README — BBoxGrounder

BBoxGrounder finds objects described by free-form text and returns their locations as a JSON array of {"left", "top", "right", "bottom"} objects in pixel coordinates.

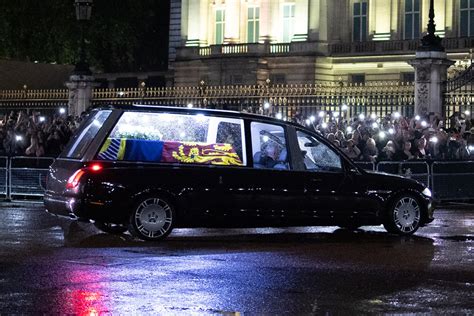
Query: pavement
[{"left": 0, "top": 201, "right": 472, "bottom": 315}]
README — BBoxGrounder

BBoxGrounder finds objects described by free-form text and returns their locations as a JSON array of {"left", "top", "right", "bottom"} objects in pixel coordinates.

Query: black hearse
[{"left": 45, "top": 105, "right": 434, "bottom": 241}]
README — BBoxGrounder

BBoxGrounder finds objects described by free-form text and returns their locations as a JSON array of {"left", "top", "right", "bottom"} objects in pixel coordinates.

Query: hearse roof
[{"left": 93, "top": 103, "right": 307, "bottom": 129}]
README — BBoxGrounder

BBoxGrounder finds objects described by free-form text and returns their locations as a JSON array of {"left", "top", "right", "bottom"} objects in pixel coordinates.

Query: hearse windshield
[{"left": 96, "top": 111, "right": 247, "bottom": 166}]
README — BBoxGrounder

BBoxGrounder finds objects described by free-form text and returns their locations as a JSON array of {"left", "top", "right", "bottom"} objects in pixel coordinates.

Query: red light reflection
[{"left": 61, "top": 270, "right": 108, "bottom": 315}]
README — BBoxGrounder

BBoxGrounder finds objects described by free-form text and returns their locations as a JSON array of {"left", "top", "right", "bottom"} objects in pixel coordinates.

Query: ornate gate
[{"left": 444, "top": 63, "right": 474, "bottom": 125}]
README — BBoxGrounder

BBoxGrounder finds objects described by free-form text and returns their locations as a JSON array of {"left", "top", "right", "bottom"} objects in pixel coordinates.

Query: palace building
[{"left": 168, "top": 0, "right": 474, "bottom": 86}]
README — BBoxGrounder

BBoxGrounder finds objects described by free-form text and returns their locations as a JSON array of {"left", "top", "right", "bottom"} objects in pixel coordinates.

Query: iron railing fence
[
  {"left": 444, "top": 60, "right": 474, "bottom": 123},
  {"left": 91, "top": 81, "right": 416, "bottom": 121},
  {"left": 0, "top": 81, "right": 472, "bottom": 124}
]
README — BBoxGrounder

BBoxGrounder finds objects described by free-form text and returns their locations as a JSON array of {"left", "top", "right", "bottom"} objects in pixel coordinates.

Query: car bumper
[
  {"left": 44, "top": 192, "right": 129, "bottom": 224},
  {"left": 422, "top": 196, "right": 435, "bottom": 224},
  {"left": 44, "top": 192, "right": 82, "bottom": 220}
]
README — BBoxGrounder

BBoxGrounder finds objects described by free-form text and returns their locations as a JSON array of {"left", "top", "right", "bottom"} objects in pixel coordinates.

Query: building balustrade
[{"left": 176, "top": 37, "right": 474, "bottom": 61}]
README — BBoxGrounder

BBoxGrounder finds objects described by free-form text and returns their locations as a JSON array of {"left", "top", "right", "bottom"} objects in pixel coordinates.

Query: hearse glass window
[
  {"left": 63, "top": 110, "right": 112, "bottom": 159},
  {"left": 297, "top": 130, "right": 342, "bottom": 172},
  {"left": 97, "top": 111, "right": 246, "bottom": 166},
  {"left": 251, "top": 122, "right": 289, "bottom": 170}
]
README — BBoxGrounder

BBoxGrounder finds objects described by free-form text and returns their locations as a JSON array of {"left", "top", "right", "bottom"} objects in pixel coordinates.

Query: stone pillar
[
  {"left": 66, "top": 74, "right": 98, "bottom": 117},
  {"left": 408, "top": 52, "right": 454, "bottom": 116},
  {"left": 408, "top": 0, "right": 455, "bottom": 117}
]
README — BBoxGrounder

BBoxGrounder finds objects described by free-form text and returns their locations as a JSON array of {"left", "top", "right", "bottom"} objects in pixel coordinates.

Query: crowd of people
[
  {"left": 0, "top": 110, "right": 81, "bottom": 157},
  {"left": 294, "top": 110, "right": 474, "bottom": 161},
  {"left": 1, "top": 109, "right": 473, "bottom": 161}
]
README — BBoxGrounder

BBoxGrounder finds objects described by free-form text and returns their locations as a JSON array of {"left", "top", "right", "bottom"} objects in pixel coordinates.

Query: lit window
[
  {"left": 282, "top": 3, "right": 295, "bottom": 42},
  {"left": 247, "top": 6, "right": 260, "bottom": 43},
  {"left": 215, "top": 9, "right": 225, "bottom": 44},
  {"left": 460, "top": 0, "right": 474, "bottom": 37},
  {"left": 353, "top": 1, "right": 368, "bottom": 42},
  {"left": 405, "top": 0, "right": 420, "bottom": 39}
]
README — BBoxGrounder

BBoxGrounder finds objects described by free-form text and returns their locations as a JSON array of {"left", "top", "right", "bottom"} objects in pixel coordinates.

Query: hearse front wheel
[
  {"left": 383, "top": 194, "right": 421, "bottom": 235},
  {"left": 129, "top": 196, "right": 175, "bottom": 241}
]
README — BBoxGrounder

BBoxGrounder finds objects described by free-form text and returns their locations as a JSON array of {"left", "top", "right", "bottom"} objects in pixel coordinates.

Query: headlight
[{"left": 422, "top": 187, "right": 432, "bottom": 198}]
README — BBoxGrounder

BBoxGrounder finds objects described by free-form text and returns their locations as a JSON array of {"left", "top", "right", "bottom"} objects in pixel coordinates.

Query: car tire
[
  {"left": 93, "top": 222, "right": 128, "bottom": 234},
  {"left": 383, "top": 194, "right": 421, "bottom": 235},
  {"left": 129, "top": 195, "right": 175, "bottom": 241}
]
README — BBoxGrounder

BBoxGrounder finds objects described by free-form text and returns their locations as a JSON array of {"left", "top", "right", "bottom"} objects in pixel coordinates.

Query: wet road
[{"left": 0, "top": 202, "right": 472, "bottom": 315}]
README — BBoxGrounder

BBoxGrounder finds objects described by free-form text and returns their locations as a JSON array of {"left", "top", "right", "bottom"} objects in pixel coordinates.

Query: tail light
[
  {"left": 66, "top": 163, "right": 103, "bottom": 189},
  {"left": 66, "top": 169, "right": 86, "bottom": 189}
]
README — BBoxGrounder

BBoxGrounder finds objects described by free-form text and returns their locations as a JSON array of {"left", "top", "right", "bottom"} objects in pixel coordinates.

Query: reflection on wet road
[{"left": 0, "top": 202, "right": 472, "bottom": 314}]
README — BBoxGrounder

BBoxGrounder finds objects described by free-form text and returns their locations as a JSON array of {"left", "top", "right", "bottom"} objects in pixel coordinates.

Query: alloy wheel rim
[
  {"left": 393, "top": 197, "right": 420, "bottom": 233},
  {"left": 135, "top": 198, "right": 172, "bottom": 238}
]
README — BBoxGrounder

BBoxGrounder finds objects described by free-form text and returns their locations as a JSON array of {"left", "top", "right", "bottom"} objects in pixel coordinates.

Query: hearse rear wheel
[
  {"left": 383, "top": 194, "right": 421, "bottom": 236},
  {"left": 129, "top": 196, "right": 175, "bottom": 241},
  {"left": 93, "top": 222, "right": 128, "bottom": 234}
]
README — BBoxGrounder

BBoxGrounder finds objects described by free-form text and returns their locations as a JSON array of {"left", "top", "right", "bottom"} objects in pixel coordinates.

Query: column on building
[
  {"left": 224, "top": 0, "right": 240, "bottom": 43},
  {"left": 308, "top": 0, "right": 321, "bottom": 41},
  {"left": 444, "top": 0, "right": 454, "bottom": 37},
  {"left": 390, "top": 0, "right": 398, "bottom": 39},
  {"left": 293, "top": 0, "right": 309, "bottom": 41},
  {"left": 433, "top": 0, "right": 447, "bottom": 36},
  {"left": 421, "top": 0, "right": 447, "bottom": 35},
  {"left": 259, "top": 0, "right": 273, "bottom": 42},
  {"left": 323, "top": 0, "right": 349, "bottom": 43},
  {"left": 420, "top": 0, "right": 448, "bottom": 37},
  {"left": 370, "top": 0, "right": 392, "bottom": 40},
  {"left": 185, "top": 0, "right": 208, "bottom": 46}
]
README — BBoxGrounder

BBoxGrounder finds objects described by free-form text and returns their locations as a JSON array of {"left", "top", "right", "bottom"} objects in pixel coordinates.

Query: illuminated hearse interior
[{"left": 94, "top": 110, "right": 294, "bottom": 170}]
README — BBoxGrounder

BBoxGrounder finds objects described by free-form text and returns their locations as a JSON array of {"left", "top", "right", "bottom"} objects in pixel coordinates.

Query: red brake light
[
  {"left": 66, "top": 169, "right": 86, "bottom": 189},
  {"left": 66, "top": 164, "right": 103, "bottom": 189},
  {"left": 90, "top": 163, "right": 103, "bottom": 172}
]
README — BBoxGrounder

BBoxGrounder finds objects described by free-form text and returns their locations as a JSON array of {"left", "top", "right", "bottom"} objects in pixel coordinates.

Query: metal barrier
[
  {"left": 376, "top": 161, "right": 430, "bottom": 188},
  {"left": 431, "top": 161, "right": 474, "bottom": 201},
  {"left": 9, "top": 157, "right": 54, "bottom": 198},
  {"left": 0, "top": 157, "right": 7, "bottom": 197},
  {"left": 355, "top": 161, "right": 375, "bottom": 171}
]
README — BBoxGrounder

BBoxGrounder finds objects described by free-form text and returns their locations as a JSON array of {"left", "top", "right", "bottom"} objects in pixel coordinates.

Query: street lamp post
[{"left": 73, "top": 0, "right": 93, "bottom": 75}]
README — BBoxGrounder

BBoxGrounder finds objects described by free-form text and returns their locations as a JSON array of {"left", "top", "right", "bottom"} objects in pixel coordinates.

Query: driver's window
[
  {"left": 297, "top": 131, "right": 342, "bottom": 172},
  {"left": 251, "top": 122, "right": 289, "bottom": 170}
]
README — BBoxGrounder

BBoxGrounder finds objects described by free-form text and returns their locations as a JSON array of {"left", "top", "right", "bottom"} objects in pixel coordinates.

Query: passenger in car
[{"left": 254, "top": 140, "right": 288, "bottom": 169}]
